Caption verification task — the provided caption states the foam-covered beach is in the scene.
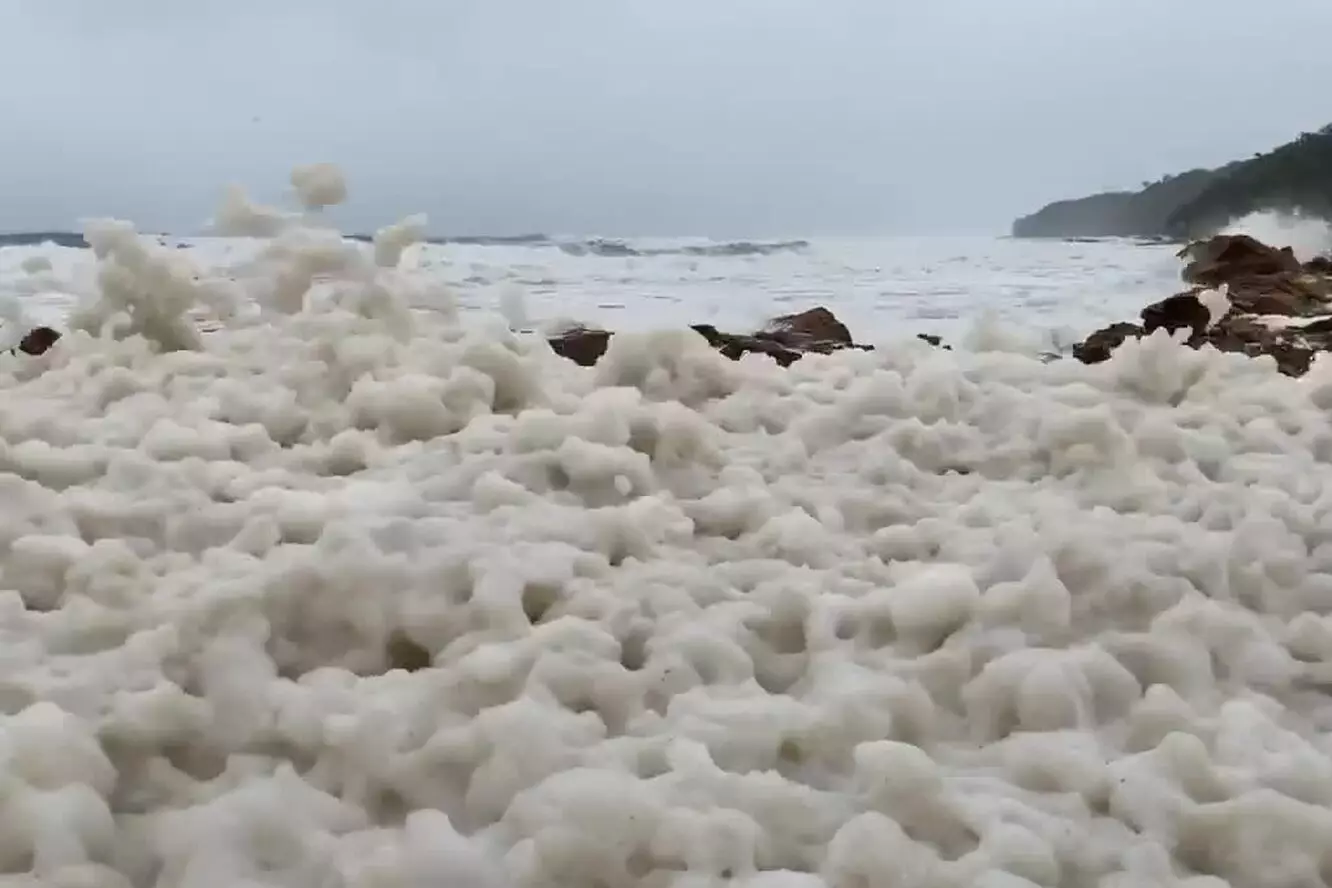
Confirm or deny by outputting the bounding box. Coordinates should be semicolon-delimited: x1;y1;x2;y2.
3;169;1332;887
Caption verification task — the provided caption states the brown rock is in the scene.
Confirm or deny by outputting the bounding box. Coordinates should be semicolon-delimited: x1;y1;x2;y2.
548;326;612;367
1231;288;1307;316
1295;273;1332;299
1177;234;1304;287
1071;233;1332;375
548;307;871;369
1267;344;1316;377
1071;321;1144;364
694;321;876;366
688;324;803;366
756;307;853;350
1223;273;1329;316
16;327;61;356
1140;292;1212;339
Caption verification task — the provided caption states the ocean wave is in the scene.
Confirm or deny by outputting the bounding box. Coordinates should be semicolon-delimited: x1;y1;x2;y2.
0;229;811;260
0;231;93;249
556;237;810;258
349;232;553;248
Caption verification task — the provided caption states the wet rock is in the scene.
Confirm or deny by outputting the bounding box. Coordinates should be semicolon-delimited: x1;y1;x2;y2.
1140;291;1212;338
1225;273;1328;316
15;326;61;356
688;324;806;366
1071;321;1144;364
1306;255;1332;274
1178;234;1303;287
1072;233;1332;377
1232;286;1308;316
917;333;952;349
547;326;612;367
549;307;872;368
756;307;853;350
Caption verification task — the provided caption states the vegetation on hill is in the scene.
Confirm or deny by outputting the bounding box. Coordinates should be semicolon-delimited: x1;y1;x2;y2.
1012;124;1332;240
1162;126;1332;238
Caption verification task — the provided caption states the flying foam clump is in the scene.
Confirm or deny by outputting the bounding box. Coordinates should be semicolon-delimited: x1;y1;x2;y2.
210;183;296;238
290;162;348;212
373;213;428;269
67;218;209;351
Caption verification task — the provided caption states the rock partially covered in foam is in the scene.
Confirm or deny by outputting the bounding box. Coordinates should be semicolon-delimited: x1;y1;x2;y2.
15;326;61;356
548;307;873;368
1072;233;1332;376
547;326;614;367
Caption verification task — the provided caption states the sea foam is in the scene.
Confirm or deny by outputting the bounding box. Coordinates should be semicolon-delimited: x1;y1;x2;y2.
0;166;1329;887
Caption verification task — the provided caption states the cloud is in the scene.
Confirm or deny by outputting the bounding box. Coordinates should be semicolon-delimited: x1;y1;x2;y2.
1;0;1331;235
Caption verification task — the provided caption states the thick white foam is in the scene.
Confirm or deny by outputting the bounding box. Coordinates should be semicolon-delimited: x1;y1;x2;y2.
1;169;1331;886
290;163;349;213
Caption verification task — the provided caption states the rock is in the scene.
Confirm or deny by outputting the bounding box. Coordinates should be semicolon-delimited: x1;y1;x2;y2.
16;327;60;356
548;307;872;368
1072;321;1144;364
1140;291;1212;338
756;307;853;350
1230;286;1308;316
1072;233;1332;377
916;333;952;349
1306;256;1332;274
385;631;432;672
688;324;806;366
1224;273;1328;316
547;326;612;367
1177;233;1303;287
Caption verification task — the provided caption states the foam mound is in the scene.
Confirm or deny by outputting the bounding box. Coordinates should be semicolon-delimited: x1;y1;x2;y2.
3;167;1332;887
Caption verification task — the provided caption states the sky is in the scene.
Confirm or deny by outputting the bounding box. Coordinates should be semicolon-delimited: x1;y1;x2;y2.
2;0;1332;237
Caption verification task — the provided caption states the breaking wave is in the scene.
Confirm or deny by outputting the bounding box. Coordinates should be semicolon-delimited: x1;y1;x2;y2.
554;237;810;258
0;230;810;260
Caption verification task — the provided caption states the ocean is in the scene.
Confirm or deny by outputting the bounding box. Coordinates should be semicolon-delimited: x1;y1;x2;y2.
3;230;1186;348
2;199;1332;887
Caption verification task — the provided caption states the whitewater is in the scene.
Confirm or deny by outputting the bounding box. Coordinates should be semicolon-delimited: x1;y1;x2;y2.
2;168;1332;888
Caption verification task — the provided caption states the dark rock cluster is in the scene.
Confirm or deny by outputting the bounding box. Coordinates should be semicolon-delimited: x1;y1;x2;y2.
1072;234;1332;377
547;306;876;368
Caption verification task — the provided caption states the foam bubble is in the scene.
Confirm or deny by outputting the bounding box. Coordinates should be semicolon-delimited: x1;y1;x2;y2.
372;214;428;270
290;163;348;212
209;184;295;238
0;165;1330;886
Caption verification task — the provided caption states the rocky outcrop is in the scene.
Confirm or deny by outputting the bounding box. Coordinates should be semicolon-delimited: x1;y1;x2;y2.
548;307;875;368
1072;234;1332;376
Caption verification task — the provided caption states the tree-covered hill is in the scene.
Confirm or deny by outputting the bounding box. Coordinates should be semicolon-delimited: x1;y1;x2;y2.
1012;124;1332;240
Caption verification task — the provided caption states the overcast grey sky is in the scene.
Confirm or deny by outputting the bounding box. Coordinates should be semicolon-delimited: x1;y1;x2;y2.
1;0;1331;237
